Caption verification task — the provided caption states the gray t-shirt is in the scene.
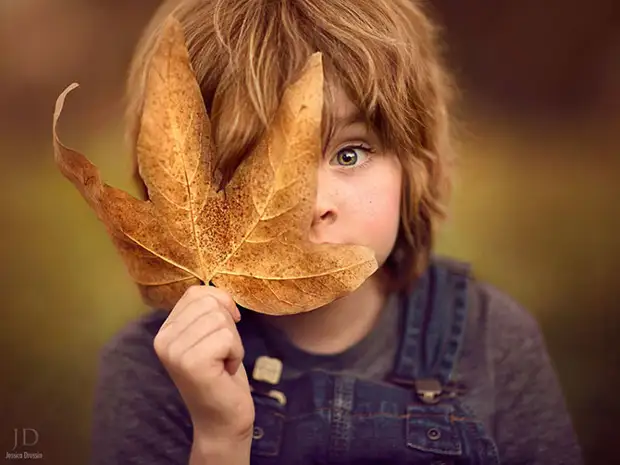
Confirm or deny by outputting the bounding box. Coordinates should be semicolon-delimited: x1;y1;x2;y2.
90;277;583;464
254;290;402;381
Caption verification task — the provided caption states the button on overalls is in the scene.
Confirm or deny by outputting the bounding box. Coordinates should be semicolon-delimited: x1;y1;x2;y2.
238;260;501;464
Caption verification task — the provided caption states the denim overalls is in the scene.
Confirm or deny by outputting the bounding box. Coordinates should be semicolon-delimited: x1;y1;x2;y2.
238;260;501;464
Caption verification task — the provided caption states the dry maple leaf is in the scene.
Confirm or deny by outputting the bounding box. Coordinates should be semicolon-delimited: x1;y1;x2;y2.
52;17;378;315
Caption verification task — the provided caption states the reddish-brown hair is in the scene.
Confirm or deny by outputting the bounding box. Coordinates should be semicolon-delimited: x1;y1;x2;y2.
125;0;456;294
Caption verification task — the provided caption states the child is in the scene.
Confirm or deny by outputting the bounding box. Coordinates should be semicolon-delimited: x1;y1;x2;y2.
91;0;583;464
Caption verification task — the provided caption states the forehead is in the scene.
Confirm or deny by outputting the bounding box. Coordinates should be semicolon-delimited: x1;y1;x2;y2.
322;80;368;143
328;84;359;121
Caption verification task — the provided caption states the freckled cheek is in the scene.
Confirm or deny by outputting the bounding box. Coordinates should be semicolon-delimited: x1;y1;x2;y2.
364;185;401;231
345;181;402;243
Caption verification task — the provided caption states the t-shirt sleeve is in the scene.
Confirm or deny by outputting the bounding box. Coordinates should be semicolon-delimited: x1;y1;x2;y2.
482;285;584;465
90;310;194;465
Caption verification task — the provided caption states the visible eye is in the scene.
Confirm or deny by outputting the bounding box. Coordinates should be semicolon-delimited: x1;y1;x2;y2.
329;144;373;168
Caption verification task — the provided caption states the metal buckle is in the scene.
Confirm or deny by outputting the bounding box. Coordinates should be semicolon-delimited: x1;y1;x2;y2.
249;385;288;406
415;378;443;404
252;356;283;385
266;389;287;406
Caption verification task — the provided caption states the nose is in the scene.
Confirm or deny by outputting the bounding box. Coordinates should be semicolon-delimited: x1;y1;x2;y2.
310;168;337;233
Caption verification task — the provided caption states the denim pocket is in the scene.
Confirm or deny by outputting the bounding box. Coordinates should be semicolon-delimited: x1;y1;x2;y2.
251;393;285;457
406;403;463;456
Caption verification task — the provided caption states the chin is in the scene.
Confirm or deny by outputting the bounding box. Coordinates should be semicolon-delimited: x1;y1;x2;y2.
310;238;357;248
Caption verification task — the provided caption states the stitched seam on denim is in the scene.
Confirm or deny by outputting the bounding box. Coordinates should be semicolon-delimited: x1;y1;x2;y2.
285;409;476;422
393;271;428;381
433;271;469;384
421;263;438;375
327;376;355;461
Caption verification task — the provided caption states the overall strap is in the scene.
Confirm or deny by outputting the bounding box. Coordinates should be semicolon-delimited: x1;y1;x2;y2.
237;311;296;397
237;311;278;377
388;257;470;400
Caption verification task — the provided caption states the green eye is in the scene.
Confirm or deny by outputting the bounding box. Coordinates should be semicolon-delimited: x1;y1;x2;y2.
329;144;374;170
336;148;358;166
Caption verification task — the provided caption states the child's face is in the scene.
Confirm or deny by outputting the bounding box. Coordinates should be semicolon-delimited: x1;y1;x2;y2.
309;85;402;268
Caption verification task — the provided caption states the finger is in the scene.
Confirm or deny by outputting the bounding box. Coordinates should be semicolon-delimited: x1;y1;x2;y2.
179;326;245;379
173;285;240;323
204;286;241;322
166;309;231;362
160;291;219;333
224;352;243;376
169;284;212;318
156;295;231;351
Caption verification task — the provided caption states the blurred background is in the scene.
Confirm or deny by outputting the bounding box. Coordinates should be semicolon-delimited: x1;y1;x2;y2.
0;0;618;464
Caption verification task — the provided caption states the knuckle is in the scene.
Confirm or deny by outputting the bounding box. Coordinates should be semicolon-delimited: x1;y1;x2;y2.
152;331;168;356
177;348;198;373
215;289;236;309
165;338;184;362
184;294;217;316
210;309;228;327
220;328;235;347
185;285;205;300
197;294;219;311
152;338;162;356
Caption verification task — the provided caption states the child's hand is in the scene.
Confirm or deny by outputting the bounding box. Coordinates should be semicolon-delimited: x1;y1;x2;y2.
153;285;254;446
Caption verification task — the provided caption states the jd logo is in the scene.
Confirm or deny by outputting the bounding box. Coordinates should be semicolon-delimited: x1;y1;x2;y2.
11;428;39;451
